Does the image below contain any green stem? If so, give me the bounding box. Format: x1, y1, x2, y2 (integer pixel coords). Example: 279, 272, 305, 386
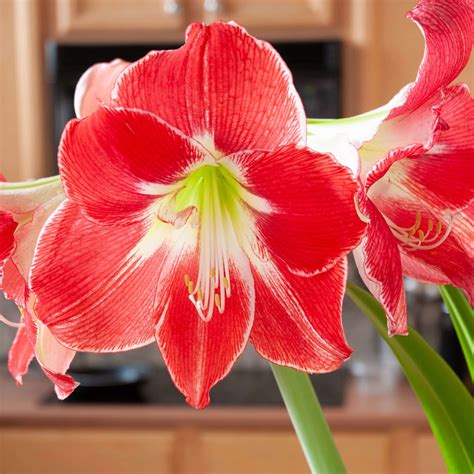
439, 285, 474, 381
271, 363, 347, 474
0, 175, 60, 190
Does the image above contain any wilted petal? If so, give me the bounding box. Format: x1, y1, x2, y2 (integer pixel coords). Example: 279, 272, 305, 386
8, 325, 34, 385
22, 305, 79, 399
113, 22, 305, 154
250, 258, 352, 372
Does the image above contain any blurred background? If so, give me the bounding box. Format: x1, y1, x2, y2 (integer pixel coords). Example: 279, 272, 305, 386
0, 1, 472, 473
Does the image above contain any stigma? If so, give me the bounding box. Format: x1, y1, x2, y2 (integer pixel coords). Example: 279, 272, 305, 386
384, 210, 454, 252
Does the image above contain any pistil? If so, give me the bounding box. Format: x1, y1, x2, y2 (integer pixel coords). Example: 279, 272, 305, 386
176, 164, 243, 322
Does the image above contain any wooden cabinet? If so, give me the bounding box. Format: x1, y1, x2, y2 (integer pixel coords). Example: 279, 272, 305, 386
202, 0, 334, 30
0, 428, 176, 473
51, 0, 335, 40
0, 427, 446, 474
52, 0, 186, 40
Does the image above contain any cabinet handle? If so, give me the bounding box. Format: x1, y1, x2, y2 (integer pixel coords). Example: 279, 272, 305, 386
204, 0, 222, 14
163, 0, 181, 15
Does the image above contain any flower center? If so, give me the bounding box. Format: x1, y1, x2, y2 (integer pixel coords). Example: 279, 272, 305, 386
383, 210, 453, 252
175, 163, 244, 321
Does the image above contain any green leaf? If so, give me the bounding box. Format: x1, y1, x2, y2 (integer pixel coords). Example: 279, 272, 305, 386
439, 285, 474, 381
271, 364, 347, 474
347, 282, 474, 474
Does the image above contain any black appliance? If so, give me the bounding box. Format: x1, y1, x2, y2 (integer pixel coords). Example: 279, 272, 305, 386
47, 40, 341, 171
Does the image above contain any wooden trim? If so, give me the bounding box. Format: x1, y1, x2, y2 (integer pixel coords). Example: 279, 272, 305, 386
13, 0, 50, 179
341, 0, 382, 116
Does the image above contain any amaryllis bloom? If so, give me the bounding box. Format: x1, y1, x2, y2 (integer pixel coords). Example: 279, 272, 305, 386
308, 0, 473, 335
0, 176, 78, 398
31, 22, 366, 408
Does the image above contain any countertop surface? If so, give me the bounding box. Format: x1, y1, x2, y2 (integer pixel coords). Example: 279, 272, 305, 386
0, 366, 429, 430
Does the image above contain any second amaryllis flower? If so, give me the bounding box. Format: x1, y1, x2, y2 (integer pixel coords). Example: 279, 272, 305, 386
308, 0, 473, 335
30, 22, 365, 408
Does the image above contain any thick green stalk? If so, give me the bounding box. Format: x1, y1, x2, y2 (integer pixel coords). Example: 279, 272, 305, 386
439, 285, 474, 380
347, 282, 474, 473
271, 363, 346, 474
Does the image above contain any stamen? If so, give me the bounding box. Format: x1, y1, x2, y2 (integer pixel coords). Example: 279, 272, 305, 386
181, 164, 239, 322
384, 210, 454, 252
214, 293, 222, 312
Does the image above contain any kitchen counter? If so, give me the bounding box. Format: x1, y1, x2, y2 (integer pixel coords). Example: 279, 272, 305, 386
1, 365, 446, 474
0, 365, 428, 431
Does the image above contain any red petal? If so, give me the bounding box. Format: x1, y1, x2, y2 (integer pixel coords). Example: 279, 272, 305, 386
250, 258, 352, 372
74, 59, 130, 118
0, 211, 16, 262
156, 234, 254, 409
229, 145, 366, 275
22, 305, 79, 399
381, 85, 474, 211
4, 193, 64, 307
113, 22, 305, 154
388, 0, 473, 119
1, 259, 26, 306
8, 325, 34, 385
31, 201, 165, 352
59, 106, 207, 225
43, 368, 79, 400
353, 195, 407, 336
363, 83, 474, 191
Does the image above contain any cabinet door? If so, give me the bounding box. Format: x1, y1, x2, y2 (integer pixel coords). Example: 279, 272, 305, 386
0, 428, 175, 473
201, 430, 392, 474
53, 0, 185, 39
202, 0, 334, 30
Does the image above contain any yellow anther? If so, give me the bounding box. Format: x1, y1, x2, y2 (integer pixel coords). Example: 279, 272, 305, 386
407, 227, 417, 240
414, 211, 421, 230
427, 219, 433, 232
214, 293, 221, 308
197, 288, 203, 301
184, 274, 190, 287
436, 221, 442, 235
188, 280, 195, 294
418, 229, 425, 242
223, 277, 230, 290
210, 267, 216, 278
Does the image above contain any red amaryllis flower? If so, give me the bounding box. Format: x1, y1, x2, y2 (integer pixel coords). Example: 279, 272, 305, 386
308, 0, 473, 335
0, 176, 78, 398
31, 22, 366, 408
